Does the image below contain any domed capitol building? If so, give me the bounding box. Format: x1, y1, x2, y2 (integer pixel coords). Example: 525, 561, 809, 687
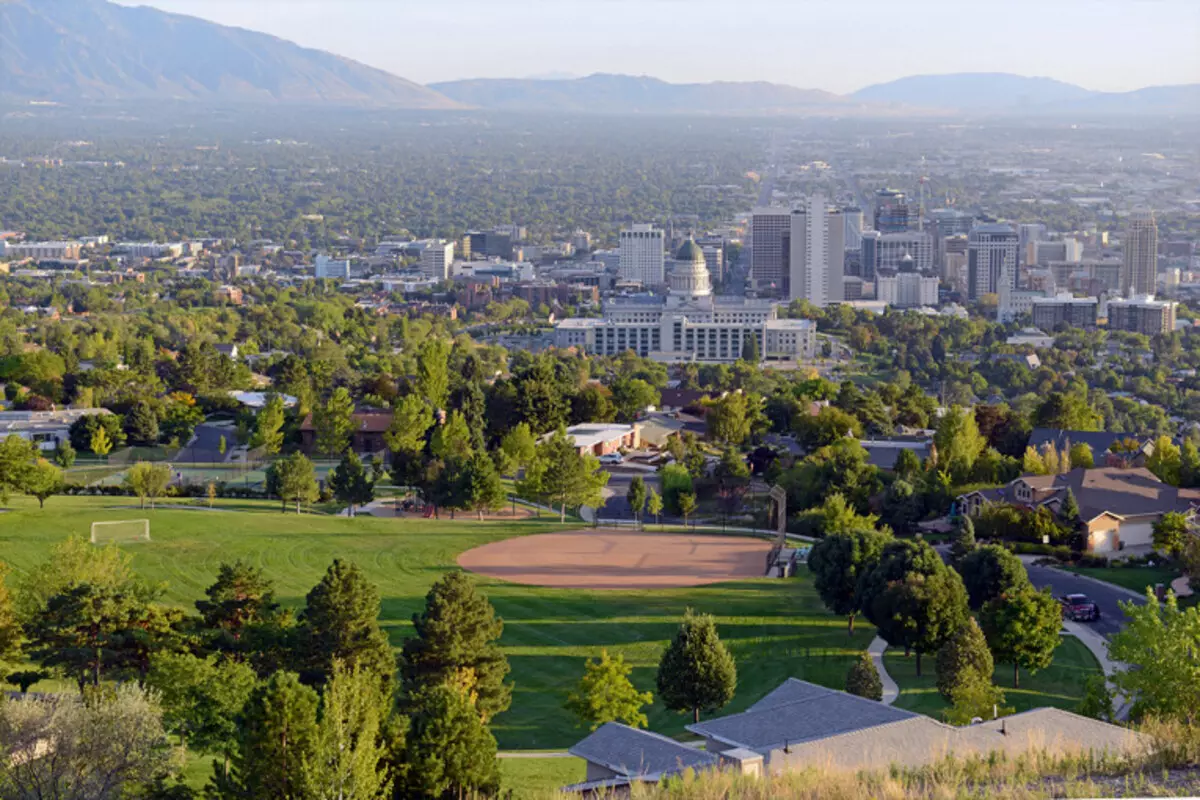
555, 240, 816, 363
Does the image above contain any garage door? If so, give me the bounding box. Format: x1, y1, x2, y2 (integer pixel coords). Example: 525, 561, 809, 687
1119, 521, 1154, 548
1090, 529, 1118, 554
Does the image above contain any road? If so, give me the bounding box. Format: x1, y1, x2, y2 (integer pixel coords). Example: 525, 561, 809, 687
1025, 562, 1147, 639
596, 467, 661, 521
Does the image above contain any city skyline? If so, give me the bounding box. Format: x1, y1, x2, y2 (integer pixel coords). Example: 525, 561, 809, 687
110, 0, 1200, 94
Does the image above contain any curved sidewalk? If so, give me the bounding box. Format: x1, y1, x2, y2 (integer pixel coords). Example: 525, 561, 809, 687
869, 636, 900, 705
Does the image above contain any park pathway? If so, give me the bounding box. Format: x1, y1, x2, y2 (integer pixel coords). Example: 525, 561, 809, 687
869, 636, 900, 705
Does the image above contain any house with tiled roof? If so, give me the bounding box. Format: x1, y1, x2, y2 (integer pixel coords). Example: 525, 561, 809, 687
956, 466, 1200, 554
563, 679, 1144, 794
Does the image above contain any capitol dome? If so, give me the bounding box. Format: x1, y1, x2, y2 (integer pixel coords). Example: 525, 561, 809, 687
669, 238, 711, 297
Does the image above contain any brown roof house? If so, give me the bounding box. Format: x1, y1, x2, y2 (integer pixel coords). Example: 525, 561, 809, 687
565, 678, 1144, 795
299, 409, 392, 456
956, 466, 1200, 555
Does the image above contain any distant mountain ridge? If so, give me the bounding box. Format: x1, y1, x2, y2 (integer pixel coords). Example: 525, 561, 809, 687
852, 72, 1199, 114
429, 74, 860, 116
0, 0, 460, 108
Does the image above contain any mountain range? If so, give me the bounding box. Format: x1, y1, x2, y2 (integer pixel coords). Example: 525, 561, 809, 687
1, 0, 1195, 116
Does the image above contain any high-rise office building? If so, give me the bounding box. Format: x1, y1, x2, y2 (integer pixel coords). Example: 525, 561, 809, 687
314, 255, 351, 280
967, 224, 1019, 301
618, 224, 666, 286
873, 189, 910, 234
788, 194, 845, 306
860, 231, 881, 282
1121, 210, 1158, 297
842, 207, 864, 245
750, 208, 791, 293
1107, 296, 1175, 335
419, 240, 455, 281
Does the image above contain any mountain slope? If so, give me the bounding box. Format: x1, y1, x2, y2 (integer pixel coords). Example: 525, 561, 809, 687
429, 73, 857, 115
852, 73, 1097, 110
0, 0, 460, 108
1071, 84, 1200, 114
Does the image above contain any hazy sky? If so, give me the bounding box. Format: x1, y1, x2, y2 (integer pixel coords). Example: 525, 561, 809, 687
114, 0, 1200, 93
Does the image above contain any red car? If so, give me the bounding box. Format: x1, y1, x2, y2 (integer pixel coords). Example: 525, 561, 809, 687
1059, 593, 1101, 622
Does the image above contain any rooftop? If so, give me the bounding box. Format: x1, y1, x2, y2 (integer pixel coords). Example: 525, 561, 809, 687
568, 722, 718, 780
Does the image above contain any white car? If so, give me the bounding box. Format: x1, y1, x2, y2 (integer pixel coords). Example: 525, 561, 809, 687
598, 453, 624, 465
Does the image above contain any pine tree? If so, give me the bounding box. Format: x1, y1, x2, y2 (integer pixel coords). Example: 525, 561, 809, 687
303, 662, 392, 800
740, 333, 761, 364
416, 339, 451, 412
935, 618, 994, 701
399, 683, 500, 800
400, 571, 511, 722
196, 560, 282, 650
656, 610, 737, 723
844, 653, 883, 701
949, 515, 976, 565
251, 394, 287, 455
208, 671, 319, 800
565, 650, 653, 730
328, 451, 375, 516
462, 451, 505, 520
1059, 488, 1081, 524
298, 560, 395, 692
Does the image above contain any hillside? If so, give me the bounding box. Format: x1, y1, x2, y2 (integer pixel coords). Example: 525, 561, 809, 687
429, 73, 860, 115
0, 0, 460, 108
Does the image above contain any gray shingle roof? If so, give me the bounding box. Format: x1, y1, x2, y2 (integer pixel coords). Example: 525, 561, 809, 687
965, 467, 1200, 521
568, 722, 718, 779
687, 679, 918, 752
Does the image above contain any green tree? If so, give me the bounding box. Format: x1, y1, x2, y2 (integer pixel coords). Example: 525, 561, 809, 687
498, 422, 537, 477
298, 560, 395, 691
124, 401, 160, 446
303, 662, 392, 800
677, 491, 697, 526
857, 539, 944, 624
536, 429, 610, 522
14, 536, 141, 621
384, 393, 434, 487
1152, 511, 1190, 558
647, 487, 663, 529
416, 339, 451, 412
400, 571, 511, 722
1068, 442, 1094, 469
1181, 439, 1200, 488
807, 512, 891, 634
894, 447, 922, 479
429, 410, 474, 464
0, 434, 34, 503
869, 569, 969, 676
740, 332, 761, 363
398, 682, 500, 800
655, 610, 737, 723
705, 391, 753, 446
979, 588, 1062, 688
933, 405, 986, 484
251, 394, 287, 455
794, 405, 862, 451
268, 452, 319, 513
122, 461, 172, 510
146, 652, 257, 754
90, 425, 113, 456
958, 545, 1031, 610
462, 450, 505, 520
70, 412, 125, 454
328, 450, 376, 517
626, 475, 647, 528
195, 560, 282, 649
943, 672, 1011, 726
935, 618, 994, 701
1108, 590, 1200, 723
565, 650, 653, 730
53, 440, 76, 469
844, 653, 883, 701
1059, 487, 1081, 525
1146, 435, 1183, 486
1033, 392, 1101, 431
949, 515, 976, 565
313, 387, 356, 457
1076, 674, 1114, 722
0, 562, 21, 681
610, 378, 660, 423
22, 458, 64, 508
208, 671, 319, 800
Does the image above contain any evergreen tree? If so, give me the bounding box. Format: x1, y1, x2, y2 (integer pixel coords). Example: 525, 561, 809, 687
251, 394, 287, 455
1059, 488, 1081, 524
980, 588, 1062, 688
429, 411, 473, 463
943, 672, 1011, 726
124, 401, 160, 446
949, 515, 976, 565
384, 393, 434, 487
893, 447, 921, 479
53, 440, 76, 469
298, 560, 395, 691
935, 618, 994, 701
462, 451, 505, 520
195, 560, 282, 650
303, 662, 392, 800
844, 653, 883, 701
416, 339, 451, 412
209, 671, 319, 800
656, 610, 737, 723
400, 571, 511, 722
1181, 439, 1200, 488
958, 545, 1031, 610
565, 650, 653, 730
313, 387, 356, 457
626, 476, 647, 528
740, 333, 761, 363
399, 683, 500, 800
328, 451, 376, 517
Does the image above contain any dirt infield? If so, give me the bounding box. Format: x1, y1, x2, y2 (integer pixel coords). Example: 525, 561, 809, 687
457, 529, 772, 590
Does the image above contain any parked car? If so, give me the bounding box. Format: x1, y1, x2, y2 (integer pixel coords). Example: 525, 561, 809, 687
598, 453, 624, 465
1059, 593, 1101, 621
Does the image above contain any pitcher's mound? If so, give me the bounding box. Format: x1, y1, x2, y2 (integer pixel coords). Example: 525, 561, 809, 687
457, 529, 772, 590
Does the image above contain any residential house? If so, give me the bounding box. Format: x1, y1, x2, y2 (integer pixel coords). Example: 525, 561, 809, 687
299, 409, 392, 456
1026, 428, 1152, 467
859, 437, 932, 470
565, 679, 1142, 794
956, 466, 1200, 554
0, 408, 112, 452
555, 424, 641, 456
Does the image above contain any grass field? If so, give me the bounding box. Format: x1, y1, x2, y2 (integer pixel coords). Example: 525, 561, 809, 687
0, 495, 874, 750
1063, 564, 1182, 596
885, 635, 1101, 718
499, 756, 586, 799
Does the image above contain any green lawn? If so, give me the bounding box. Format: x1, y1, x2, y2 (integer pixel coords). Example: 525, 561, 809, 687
1063, 564, 1182, 596
885, 635, 1102, 719
0, 495, 873, 750
499, 756, 586, 799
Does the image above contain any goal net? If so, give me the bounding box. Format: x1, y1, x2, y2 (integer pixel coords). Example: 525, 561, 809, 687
90, 519, 151, 545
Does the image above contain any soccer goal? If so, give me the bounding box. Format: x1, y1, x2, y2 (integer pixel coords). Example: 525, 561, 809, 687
90, 519, 151, 545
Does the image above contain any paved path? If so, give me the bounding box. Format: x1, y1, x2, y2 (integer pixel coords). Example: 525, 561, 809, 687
1171, 575, 1195, 597
869, 636, 900, 705
1062, 619, 1133, 720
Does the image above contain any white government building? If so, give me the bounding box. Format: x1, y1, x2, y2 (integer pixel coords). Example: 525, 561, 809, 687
555, 240, 816, 363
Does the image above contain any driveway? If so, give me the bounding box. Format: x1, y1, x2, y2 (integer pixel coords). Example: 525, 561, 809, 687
597, 468, 662, 521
